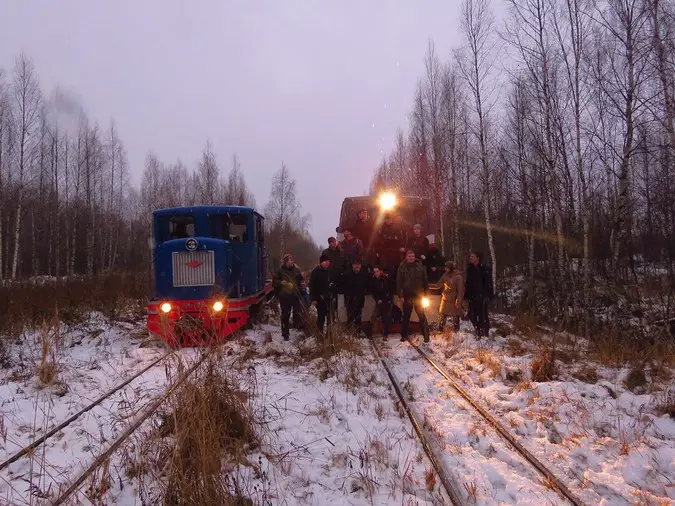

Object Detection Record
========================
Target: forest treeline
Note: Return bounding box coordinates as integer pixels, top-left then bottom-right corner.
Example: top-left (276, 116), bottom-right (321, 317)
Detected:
top-left (370, 0), bottom-right (675, 318)
top-left (0, 54), bottom-right (319, 282)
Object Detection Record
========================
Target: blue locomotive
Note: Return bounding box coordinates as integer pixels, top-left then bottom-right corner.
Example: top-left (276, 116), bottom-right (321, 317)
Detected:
top-left (146, 205), bottom-right (273, 346)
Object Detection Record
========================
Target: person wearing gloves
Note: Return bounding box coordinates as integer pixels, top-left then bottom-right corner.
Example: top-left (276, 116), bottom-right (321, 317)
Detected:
top-left (396, 249), bottom-right (431, 343)
top-left (438, 261), bottom-right (464, 332)
top-left (274, 253), bottom-right (305, 340)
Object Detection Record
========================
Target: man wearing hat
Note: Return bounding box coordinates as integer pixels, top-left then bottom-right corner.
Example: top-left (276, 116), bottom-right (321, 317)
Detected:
top-left (273, 253), bottom-right (304, 340)
top-left (438, 260), bottom-right (464, 332)
top-left (309, 253), bottom-right (333, 332)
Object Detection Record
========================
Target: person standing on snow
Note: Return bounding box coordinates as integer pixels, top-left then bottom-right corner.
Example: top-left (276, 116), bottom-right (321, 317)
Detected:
top-left (274, 253), bottom-right (304, 341)
top-left (464, 251), bottom-right (494, 337)
top-left (438, 261), bottom-right (464, 332)
top-left (342, 257), bottom-right (369, 334)
top-left (309, 253), bottom-right (333, 333)
top-left (321, 236), bottom-right (345, 318)
top-left (396, 249), bottom-right (431, 343)
top-left (369, 265), bottom-right (393, 340)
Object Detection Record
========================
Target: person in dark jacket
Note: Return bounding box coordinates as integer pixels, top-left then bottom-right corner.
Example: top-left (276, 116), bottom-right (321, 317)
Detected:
top-left (396, 250), bottom-right (431, 343)
top-left (406, 224), bottom-right (430, 261)
top-left (464, 251), bottom-right (494, 337)
top-left (375, 213), bottom-right (406, 274)
top-left (309, 253), bottom-right (333, 332)
top-left (353, 208), bottom-right (376, 250)
top-left (274, 253), bottom-right (305, 340)
top-left (342, 258), bottom-right (369, 332)
top-left (425, 244), bottom-right (446, 283)
top-left (369, 265), bottom-right (393, 340)
top-left (339, 228), bottom-right (364, 270)
top-left (321, 237), bottom-right (345, 317)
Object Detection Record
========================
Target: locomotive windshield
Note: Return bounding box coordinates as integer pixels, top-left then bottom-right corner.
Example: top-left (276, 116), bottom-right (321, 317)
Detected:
top-left (158, 215), bottom-right (196, 244)
top-left (210, 214), bottom-right (248, 242)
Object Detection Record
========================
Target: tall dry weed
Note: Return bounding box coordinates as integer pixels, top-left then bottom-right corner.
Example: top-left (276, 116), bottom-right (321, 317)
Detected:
top-left (162, 351), bottom-right (258, 506)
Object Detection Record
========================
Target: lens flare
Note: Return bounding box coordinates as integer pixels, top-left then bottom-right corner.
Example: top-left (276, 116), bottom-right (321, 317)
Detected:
top-left (379, 192), bottom-right (396, 211)
top-left (421, 297), bottom-right (430, 308)
top-left (160, 302), bottom-right (171, 313)
top-left (213, 301), bottom-right (224, 312)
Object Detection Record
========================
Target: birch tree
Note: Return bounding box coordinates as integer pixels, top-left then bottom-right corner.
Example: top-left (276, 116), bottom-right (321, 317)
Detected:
top-left (10, 54), bottom-right (41, 279)
top-left (456, 0), bottom-right (499, 290)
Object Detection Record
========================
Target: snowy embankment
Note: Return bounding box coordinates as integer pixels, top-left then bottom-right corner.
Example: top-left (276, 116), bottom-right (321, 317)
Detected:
top-left (384, 318), bottom-right (674, 505)
top-left (0, 309), bottom-right (673, 505)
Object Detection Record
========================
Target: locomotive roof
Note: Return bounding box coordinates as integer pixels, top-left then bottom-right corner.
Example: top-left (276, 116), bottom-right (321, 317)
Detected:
top-left (153, 205), bottom-right (257, 217)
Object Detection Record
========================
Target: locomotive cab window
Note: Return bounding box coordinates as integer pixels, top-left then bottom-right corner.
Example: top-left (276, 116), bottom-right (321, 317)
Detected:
top-left (210, 214), bottom-right (248, 243)
top-left (159, 216), bottom-right (195, 244)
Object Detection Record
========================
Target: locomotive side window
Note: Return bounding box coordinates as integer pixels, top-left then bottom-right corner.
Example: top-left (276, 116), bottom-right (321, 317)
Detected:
top-left (158, 216), bottom-right (195, 244)
top-left (255, 216), bottom-right (264, 244)
top-left (210, 214), bottom-right (248, 242)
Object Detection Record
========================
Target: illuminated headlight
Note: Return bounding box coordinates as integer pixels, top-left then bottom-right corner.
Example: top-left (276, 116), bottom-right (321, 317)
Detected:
top-left (160, 302), bottom-right (172, 313)
top-left (212, 301), bottom-right (224, 312)
top-left (378, 191), bottom-right (396, 211)
top-left (421, 297), bottom-right (430, 308)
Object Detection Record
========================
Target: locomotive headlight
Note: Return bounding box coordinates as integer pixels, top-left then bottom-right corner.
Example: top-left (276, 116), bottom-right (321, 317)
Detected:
top-left (421, 296), bottom-right (430, 308)
top-left (212, 301), bottom-right (224, 312)
top-left (160, 302), bottom-right (172, 313)
top-left (378, 191), bottom-right (396, 211)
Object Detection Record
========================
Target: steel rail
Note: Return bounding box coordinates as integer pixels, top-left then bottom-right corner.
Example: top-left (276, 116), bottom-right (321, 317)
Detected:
top-left (51, 351), bottom-right (208, 506)
top-left (0, 348), bottom-right (175, 472)
top-left (408, 341), bottom-right (587, 506)
top-left (370, 340), bottom-right (464, 505)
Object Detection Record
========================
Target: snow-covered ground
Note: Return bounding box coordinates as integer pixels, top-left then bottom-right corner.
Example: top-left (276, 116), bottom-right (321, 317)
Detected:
top-left (382, 319), bottom-right (674, 505)
top-left (0, 309), bottom-right (673, 505)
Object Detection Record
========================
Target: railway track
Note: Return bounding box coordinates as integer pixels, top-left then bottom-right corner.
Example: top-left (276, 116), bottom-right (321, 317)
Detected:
top-left (372, 338), bottom-right (588, 506)
top-left (0, 348), bottom-right (177, 473)
top-left (51, 350), bottom-right (210, 506)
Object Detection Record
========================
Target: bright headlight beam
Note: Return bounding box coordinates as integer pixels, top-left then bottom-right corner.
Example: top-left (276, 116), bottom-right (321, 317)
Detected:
top-left (421, 297), bottom-right (430, 308)
top-left (160, 302), bottom-right (171, 313)
top-left (379, 192), bottom-right (396, 211)
top-left (213, 301), bottom-right (224, 312)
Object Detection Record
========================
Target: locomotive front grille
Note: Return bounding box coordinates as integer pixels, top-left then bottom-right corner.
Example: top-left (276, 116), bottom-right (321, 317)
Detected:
top-left (171, 251), bottom-right (216, 287)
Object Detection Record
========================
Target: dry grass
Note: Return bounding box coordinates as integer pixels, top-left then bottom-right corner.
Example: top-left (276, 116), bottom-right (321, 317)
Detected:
top-left (653, 388), bottom-right (675, 418)
top-left (424, 466), bottom-right (437, 491)
top-left (573, 365), bottom-right (599, 384)
top-left (0, 271), bottom-right (149, 335)
top-left (531, 346), bottom-right (557, 382)
top-left (160, 351), bottom-right (259, 506)
top-left (34, 316), bottom-right (66, 392)
top-left (463, 479), bottom-right (478, 501)
top-left (474, 348), bottom-right (502, 378)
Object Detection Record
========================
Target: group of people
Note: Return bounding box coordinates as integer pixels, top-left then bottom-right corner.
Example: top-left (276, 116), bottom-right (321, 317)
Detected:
top-left (272, 208), bottom-right (494, 342)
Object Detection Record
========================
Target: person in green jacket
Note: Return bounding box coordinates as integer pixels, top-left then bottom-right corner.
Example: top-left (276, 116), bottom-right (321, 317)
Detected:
top-left (274, 253), bottom-right (304, 340)
top-left (396, 249), bottom-right (431, 343)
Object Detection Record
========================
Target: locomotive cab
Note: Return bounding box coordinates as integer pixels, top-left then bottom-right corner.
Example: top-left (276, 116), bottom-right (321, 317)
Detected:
top-left (335, 192), bottom-right (442, 332)
top-left (147, 205), bottom-right (272, 346)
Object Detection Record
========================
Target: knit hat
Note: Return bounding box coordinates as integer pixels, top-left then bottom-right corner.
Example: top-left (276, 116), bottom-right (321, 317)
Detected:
top-left (319, 253), bottom-right (329, 263)
top-left (282, 252), bottom-right (293, 263)
top-left (413, 224), bottom-right (422, 230)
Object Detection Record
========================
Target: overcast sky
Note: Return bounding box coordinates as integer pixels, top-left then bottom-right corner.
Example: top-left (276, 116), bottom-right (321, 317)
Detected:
top-left (1, 0), bottom-right (492, 245)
